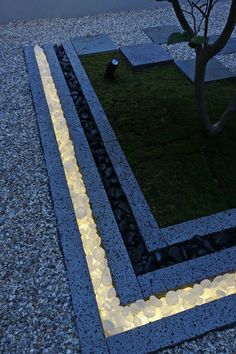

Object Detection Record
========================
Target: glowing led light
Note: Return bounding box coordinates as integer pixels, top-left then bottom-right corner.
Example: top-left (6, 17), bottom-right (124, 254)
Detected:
top-left (34, 45), bottom-right (236, 338)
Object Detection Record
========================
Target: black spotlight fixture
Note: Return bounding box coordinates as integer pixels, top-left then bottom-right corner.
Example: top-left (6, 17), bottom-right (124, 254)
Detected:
top-left (104, 58), bottom-right (119, 79)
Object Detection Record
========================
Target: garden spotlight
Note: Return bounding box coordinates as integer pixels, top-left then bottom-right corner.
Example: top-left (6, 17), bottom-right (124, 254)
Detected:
top-left (104, 58), bottom-right (119, 79)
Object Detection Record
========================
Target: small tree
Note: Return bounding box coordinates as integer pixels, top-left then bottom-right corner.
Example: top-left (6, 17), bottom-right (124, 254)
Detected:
top-left (158, 0), bottom-right (236, 135)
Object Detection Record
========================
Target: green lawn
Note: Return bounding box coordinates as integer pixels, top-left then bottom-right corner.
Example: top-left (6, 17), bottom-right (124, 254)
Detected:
top-left (81, 52), bottom-right (236, 227)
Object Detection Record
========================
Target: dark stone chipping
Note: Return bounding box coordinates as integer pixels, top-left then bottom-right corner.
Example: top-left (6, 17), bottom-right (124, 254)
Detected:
top-left (155, 229), bottom-right (236, 266)
top-left (54, 44), bottom-right (236, 276)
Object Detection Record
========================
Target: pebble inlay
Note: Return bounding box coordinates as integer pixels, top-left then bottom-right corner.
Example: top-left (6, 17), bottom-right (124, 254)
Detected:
top-left (34, 45), bottom-right (236, 338)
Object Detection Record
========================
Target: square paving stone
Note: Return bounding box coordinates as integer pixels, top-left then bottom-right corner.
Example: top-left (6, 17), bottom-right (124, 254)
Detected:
top-left (175, 58), bottom-right (236, 83)
top-left (209, 35), bottom-right (236, 54)
top-left (120, 43), bottom-right (173, 69)
top-left (72, 34), bottom-right (118, 56)
top-left (144, 25), bottom-right (180, 44)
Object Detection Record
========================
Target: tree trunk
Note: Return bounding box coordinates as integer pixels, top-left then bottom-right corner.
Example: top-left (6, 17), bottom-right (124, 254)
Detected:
top-left (194, 52), bottom-right (236, 136)
top-left (170, 0), bottom-right (236, 135)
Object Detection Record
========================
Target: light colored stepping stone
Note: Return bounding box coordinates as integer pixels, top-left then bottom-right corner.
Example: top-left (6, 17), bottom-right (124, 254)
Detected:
top-left (72, 34), bottom-right (118, 55)
top-left (175, 58), bottom-right (236, 83)
top-left (209, 35), bottom-right (236, 55)
top-left (144, 25), bottom-right (180, 44)
top-left (144, 25), bottom-right (236, 55)
top-left (120, 43), bottom-right (173, 69)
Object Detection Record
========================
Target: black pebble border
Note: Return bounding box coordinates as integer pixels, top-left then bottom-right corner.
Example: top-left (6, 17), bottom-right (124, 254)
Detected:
top-left (155, 229), bottom-right (236, 267)
top-left (56, 45), bottom-right (157, 275)
top-left (55, 45), bottom-right (236, 276)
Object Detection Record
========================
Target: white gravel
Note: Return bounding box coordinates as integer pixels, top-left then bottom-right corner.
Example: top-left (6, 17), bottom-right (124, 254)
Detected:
top-left (0, 1), bottom-right (235, 353)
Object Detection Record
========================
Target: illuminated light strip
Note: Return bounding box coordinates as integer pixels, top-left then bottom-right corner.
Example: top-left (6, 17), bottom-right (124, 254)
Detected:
top-left (34, 45), bottom-right (236, 338)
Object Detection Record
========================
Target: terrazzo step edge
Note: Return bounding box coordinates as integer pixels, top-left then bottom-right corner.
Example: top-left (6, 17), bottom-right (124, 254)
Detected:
top-left (24, 45), bottom-right (109, 354)
top-left (62, 39), bottom-right (166, 252)
top-left (44, 43), bottom-right (143, 305)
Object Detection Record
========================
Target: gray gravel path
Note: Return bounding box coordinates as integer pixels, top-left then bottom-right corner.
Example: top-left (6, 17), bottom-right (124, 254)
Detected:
top-left (0, 2), bottom-right (236, 353)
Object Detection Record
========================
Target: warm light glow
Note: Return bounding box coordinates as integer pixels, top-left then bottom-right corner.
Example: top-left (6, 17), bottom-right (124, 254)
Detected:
top-left (34, 45), bottom-right (236, 337)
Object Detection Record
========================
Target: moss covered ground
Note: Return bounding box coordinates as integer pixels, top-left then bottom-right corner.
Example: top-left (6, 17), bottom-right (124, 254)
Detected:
top-left (81, 52), bottom-right (236, 227)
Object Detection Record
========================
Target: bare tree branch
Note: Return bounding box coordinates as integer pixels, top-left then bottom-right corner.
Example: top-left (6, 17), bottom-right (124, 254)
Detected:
top-left (212, 0), bottom-right (220, 8)
top-left (192, 2), bottom-right (207, 19)
top-left (203, 0), bottom-right (213, 39)
top-left (183, 1), bottom-right (198, 33)
top-left (206, 0), bottom-right (236, 57)
top-left (188, 0), bottom-right (198, 33)
top-left (170, 0), bottom-right (195, 36)
top-left (194, 1), bottom-right (208, 34)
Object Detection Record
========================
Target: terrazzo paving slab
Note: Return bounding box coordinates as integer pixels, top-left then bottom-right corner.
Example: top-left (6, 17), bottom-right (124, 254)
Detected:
top-left (209, 35), bottom-right (236, 54)
top-left (120, 43), bottom-right (173, 69)
top-left (72, 34), bottom-right (118, 56)
top-left (25, 42), bottom-right (236, 353)
top-left (104, 140), bottom-right (166, 250)
top-left (138, 246), bottom-right (236, 298)
top-left (107, 295), bottom-right (236, 354)
top-left (175, 58), bottom-right (236, 82)
top-left (161, 208), bottom-right (236, 245)
top-left (143, 24), bottom-right (180, 44)
top-left (44, 43), bottom-right (143, 305)
top-left (24, 46), bottom-right (109, 354)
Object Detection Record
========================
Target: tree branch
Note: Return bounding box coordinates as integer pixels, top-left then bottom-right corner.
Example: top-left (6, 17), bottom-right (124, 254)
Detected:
top-left (203, 0), bottom-right (214, 39)
top-left (193, 1), bottom-right (208, 34)
top-left (170, 0), bottom-right (195, 36)
top-left (192, 1), bottom-right (207, 19)
top-left (206, 0), bottom-right (236, 58)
